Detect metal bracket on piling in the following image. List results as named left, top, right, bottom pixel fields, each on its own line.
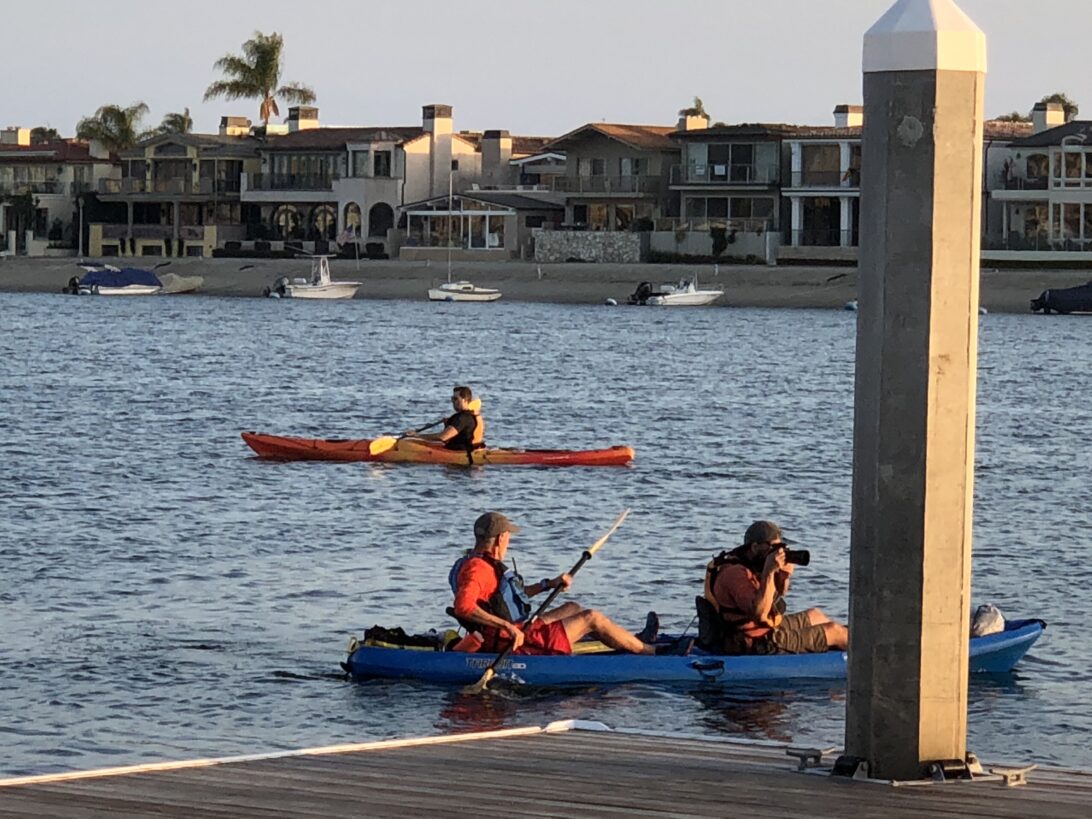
left=989, top=765, right=1037, bottom=787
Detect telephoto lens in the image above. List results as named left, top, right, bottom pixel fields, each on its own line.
left=783, top=548, right=811, bottom=566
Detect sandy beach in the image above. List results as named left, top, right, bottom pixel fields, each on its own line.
left=1, top=256, right=1087, bottom=312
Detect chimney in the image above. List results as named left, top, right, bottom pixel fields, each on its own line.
left=1031, top=102, right=1065, bottom=134
left=287, top=106, right=320, bottom=133
left=481, top=130, right=513, bottom=188
left=88, top=139, right=110, bottom=160
left=676, top=114, right=710, bottom=132
left=423, top=104, right=454, bottom=198
left=834, top=104, right=864, bottom=128
left=1, top=127, right=31, bottom=146
left=219, top=116, right=253, bottom=137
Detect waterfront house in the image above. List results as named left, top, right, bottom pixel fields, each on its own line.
left=0, top=127, right=117, bottom=256
left=986, top=102, right=1092, bottom=262
left=89, top=118, right=260, bottom=258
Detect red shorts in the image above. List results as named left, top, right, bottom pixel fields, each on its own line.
left=514, top=620, right=572, bottom=656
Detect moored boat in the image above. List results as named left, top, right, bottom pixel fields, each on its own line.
left=345, top=619, right=1044, bottom=687
left=427, top=280, right=503, bottom=302
left=64, top=262, right=163, bottom=295
left=241, top=431, right=634, bottom=466
left=628, top=277, right=723, bottom=307
left=264, top=256, right=361, bottom=300
left=1030, top=281, right=1092, bottom=314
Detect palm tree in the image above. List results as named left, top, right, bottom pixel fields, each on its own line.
left=157, top=108, right=194, bottom=135
left=75, top=102, right=152, bottom=151
left=203, top=31, right=316, bottom=125
left=1039, top=92, right=1079, bottom=123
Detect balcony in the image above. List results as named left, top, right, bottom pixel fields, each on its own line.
left=1004, top=176, right=1049, bottom=191
left=100, top=224, right=207, bottom=240
left=97, top=177, right=241, bottom=196
left=550, top=175, right=665, bottom=195
left=787, top=170, right=859, bottom=188
left=670, top=163, right=780, bottom=185
left=247, top=172, right=337, bottom=192
left=0, top=179, right=66, bottom=195
left=656, top=217, right=775, bottom=233
left=983, top=232, right=1092, bottom=252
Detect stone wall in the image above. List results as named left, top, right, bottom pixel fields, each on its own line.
left=533, top=230, right=645, bottom=263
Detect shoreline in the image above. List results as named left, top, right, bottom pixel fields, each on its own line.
left=1, top=257, right=1086, bottom=312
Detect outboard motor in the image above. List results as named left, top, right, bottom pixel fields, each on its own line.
left=630, top=281, right=653, bottom=305
left=63, top=275, right=82, bottom=295
left=266, top=276, right=290, bottom=298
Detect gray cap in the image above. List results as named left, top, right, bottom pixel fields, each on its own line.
left=474, top=511, right=521, bottom=539
left=744, top=520, right=795, bottom=546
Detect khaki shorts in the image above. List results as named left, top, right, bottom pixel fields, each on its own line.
left=767, top=611, right=829, bottom=654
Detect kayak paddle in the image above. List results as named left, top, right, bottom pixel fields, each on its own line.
left=461, top=508, right=631, bottom=695
left=368, top=417, right=445, bottom=455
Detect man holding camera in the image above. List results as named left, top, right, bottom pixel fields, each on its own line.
left=700, top=520, right=848, bottom=655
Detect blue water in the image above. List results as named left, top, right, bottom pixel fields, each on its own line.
left=1, top=292, right=1089, bottom=776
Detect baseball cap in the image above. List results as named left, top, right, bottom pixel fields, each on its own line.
left=743, top=520, right=796, bottom=546
left=474, top=511, right=521, bottom=539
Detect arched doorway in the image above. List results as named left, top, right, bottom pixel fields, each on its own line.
left=310, top=204, right=337, bottom=240
left=344, top=202, right=362, bottom=237
left=368, top=202, right=394, bottom=237
left=271, top=205, right=301, bottom=240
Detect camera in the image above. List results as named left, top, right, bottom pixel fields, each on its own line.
left=778, top=546, right=811, bottom=566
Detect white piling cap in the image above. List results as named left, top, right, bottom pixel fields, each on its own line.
left=864, top=0, right=986, bottom=74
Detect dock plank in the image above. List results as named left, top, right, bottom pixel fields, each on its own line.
left=0, top=729, right=1087, bottom=818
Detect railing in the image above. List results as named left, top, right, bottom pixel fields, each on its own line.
left=549, top=175, right=664, bottom=194
left=983, top=232, right=1092, bottom=252
left=670, top=163, right=779, bottom=185
left=71, top=181, right=94, bottom=195
left=248, top=172, right=338, bottom=191
left=787, top=170, right=859, bottom=188
left=786, top=229, right=856, bottom=247
left=1003, top=176, right=1049, bottom=191
left=656, top=217, right=775, bottom=233
left=100, top=224, right=206, bottom=240
left=0, top=179, right=65, bottom=194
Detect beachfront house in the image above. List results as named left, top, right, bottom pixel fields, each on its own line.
left=88, top=118, right=260, bottom=258
left=986, top=102, right=1092, bottom=262
left=0, top=127, right=118, bottom=256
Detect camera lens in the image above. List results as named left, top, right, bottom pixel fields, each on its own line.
left=784, top=548, right=811, bottom=567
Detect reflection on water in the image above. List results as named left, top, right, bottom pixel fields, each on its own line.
left=0, top=293, right=1089, bottom=775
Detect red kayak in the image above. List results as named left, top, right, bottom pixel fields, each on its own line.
left=241, top=432, right=635, bottom=467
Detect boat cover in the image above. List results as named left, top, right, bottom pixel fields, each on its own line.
left=79, top=267, right=162, bottom=288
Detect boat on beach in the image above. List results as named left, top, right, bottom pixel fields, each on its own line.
left=628, top=277, right=723, bottom=306
left=1030, top=281, right=1092, bottom=314
left=241, top=431, right=634, bottom=466
left=64, top=262, right=163, bottom=296
left=264, top=256, right=361, bottom=300
left=345, top=619, right=1044, bottom=687
left=427, top=280, right=503, bottom=302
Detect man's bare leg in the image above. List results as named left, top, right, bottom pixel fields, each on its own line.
left=561, top=609, right=654, bottom=655
left=539, top=601, right=581, bottom=624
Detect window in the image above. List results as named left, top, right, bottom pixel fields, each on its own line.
left=620, top=157, right=645, bottom=177
left=707, top=197, right=728, bottom=218
left=572, top=204, right=588, bottom=225
left=525, top=215, right=546, bottom=229
left=590, top=158, right=606, bottom=176
left=1063, top=203, right=1081, bottom=238
left=614, top=205, right=634, bottom=231
left=588, top=204, right=609, bottom=230
left=801, top=144, right=841, bottom=186
left=685, top=198, right=707, bottom=218
left=374, top=151, right=391, bottom=177
left=352, top=151, right=369, bottom=177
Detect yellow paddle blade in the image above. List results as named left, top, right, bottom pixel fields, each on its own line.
left=368, top=436, right=399, bottom=456
left=586, top=508, right=630, bottom=557
left=461, top=667, right=496, bottom=695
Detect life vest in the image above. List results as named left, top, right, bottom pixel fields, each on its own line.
left=444, top=399, right=485, bottom=454
left=448, top=552, right=532, bottom=624
left=700, top=547, right=785, bottom=648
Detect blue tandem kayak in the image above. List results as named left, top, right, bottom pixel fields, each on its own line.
left=346, top=619, right=1044, bottom=687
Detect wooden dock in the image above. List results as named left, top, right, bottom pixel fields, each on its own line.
left=1, top=722, right=1089, bottom=818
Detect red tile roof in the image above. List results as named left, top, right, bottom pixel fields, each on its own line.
left=0, top=140, right=107, bottom=164
left=548, top=123, right=678, bottom=152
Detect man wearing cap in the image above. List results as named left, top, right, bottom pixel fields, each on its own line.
left=703, top=520, right=847, bottom=654
left=450, top=511, right=682, bottom=656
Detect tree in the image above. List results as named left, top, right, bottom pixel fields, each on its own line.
left=157, top=108, right=194, bottom=135
left=75, top=102, right=152, bottom=151
left=30, top=126, right=62, bottom=144
left=1039, top=92, right=1079, bottom=123
left=3, top=190, right=40, bottom=239
left=203, top=31, right=316, bottom=125
left=993, top=111, right=1031, bottom=123
left=678, top=96, right=708, bottom=119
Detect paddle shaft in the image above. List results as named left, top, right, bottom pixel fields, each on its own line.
left=469, top=509, right=630, bottom=688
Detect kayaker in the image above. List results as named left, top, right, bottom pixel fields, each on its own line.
left=698, top=520, right=847, bottom=655
left=405, top=385, right=485, bottom=453
left=451, top=511, right=690, bottom=656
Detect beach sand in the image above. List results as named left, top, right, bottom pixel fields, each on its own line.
left=1, top=256, right=1087, bottom=312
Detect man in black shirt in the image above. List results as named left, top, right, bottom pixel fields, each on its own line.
left=406, top=385, right=485, bottom=451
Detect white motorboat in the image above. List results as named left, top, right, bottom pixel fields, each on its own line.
left=64, top=263, right=163, bottom=296
left=630, top=277, right=723, bottom=306
left=265, top=256, right=361, bottom=300
left=428, top=280, right=502, bottom=302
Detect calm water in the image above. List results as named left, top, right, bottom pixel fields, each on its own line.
left=1, top=292, right=1089, bottom=776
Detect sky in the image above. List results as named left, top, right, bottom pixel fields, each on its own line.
left=3, top=0, right=1087, bottom=138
